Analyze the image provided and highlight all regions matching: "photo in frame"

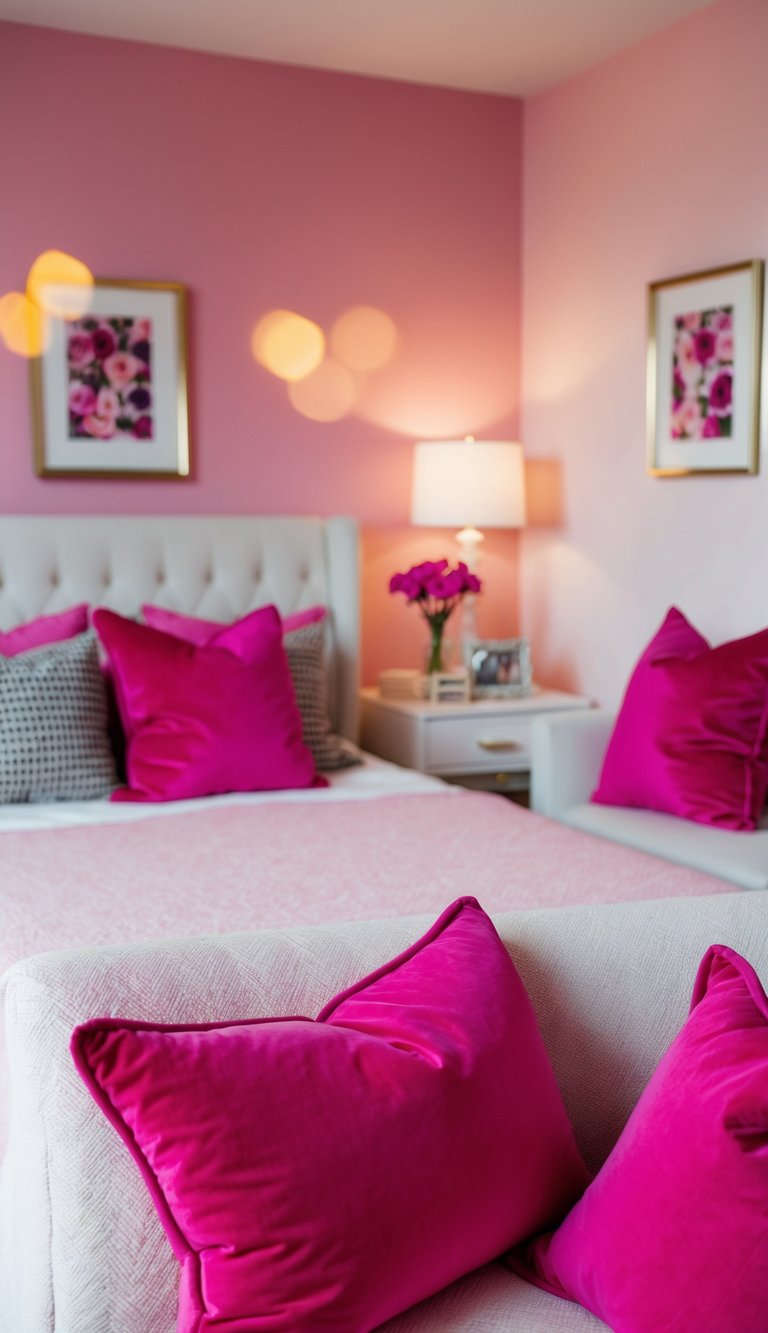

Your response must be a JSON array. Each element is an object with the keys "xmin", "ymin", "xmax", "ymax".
[
  {"xmin": 647, "ymin": 259, "xmax": 763, "ymax": 476},
  {"xmin": 465, "ymin": 638, "xmax": 532, "ymax": 698},
  {"xmin": 31, "ymin": 279, "xmax": 190, "ymax": 479}
]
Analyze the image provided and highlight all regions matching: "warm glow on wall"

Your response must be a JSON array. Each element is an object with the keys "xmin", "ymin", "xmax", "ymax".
[
  {"xmin": 251, "ymin": 310, "xmax": 325, "ymax": 382},
  {"xmin": 0, "ymin": 292, "xmax": 48, "ymax": 357},
  {"xmin": 26, "ymin": 249, "xmax": 94, "ymax": 320},
  {"xmin": 331, "ymin": 305, "xmax": 398, "ymax": 372},
  {"xmin": 288, "ymin": 358, "xmax": 358, "ymax": 422}
]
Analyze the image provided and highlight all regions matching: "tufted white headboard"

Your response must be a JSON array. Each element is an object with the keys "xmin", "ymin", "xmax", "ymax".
[{"xmin": 0, "ymin": 515, "xmax": 360, "ymax": 741}]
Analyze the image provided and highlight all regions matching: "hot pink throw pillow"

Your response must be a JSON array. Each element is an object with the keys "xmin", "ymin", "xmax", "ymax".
[
  {"xmin": 508, "ymin": 944, "xmax": 768, "ymax": 1333},
  {"xmin": 92, "ymin": 606, "xmax": 319, "ymax": 802},
  {"xmin": 0, "ymin": 603, "xmax": 89, "ymax": 656},
  {"xmin": 593, "ymin": 608, "xmax": 768, "ymax": 828},
  {"xmin": 142, "ymin": 602, "xmax": 326, "ymax": 644},
  {"xmin": 71, "ymin": 897, "xmax": 589, "ymax": 1333}
]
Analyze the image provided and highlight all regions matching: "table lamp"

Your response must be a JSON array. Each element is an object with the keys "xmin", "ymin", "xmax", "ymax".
[
  {"xmin": 410, "ymin": 437, "xmax": 526, "ymax": 647},
  {"xmin": 410, "ymin": 437, "xmax": 526, "ymax": 569}
]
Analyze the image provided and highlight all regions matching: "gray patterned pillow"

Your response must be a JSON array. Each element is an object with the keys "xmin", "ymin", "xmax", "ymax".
[
  {"xmin": 0, "ymin": 631, "xmax": 117, "ymax": 802},
  {"xmin": 284, "ymin": 620, "xmax": 361, "ymax": 771}
]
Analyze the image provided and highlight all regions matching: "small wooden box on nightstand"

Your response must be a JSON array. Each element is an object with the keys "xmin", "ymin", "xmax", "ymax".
[{"xmin": 359, "ymin": 686, "xmax": 592, "ymax": 797}]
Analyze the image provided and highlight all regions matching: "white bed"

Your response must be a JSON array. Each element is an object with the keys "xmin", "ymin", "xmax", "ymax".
[{"xmin": 0, "ymin": 512, "xmax": 735, "ymax": 954}]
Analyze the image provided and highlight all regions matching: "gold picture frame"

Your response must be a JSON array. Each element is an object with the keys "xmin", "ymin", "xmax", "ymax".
[
  {"xmin": 647, "ymin": 259, "xmax": 763, "ymax": 477},
  {"xmin": 31, "ymin": 278, "xmax": 190, "ymax": 479}
]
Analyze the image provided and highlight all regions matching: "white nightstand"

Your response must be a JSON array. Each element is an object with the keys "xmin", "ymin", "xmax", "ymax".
[{"xmin": 359, "ymin": 686, "xmax": 592, "ymax": 798}]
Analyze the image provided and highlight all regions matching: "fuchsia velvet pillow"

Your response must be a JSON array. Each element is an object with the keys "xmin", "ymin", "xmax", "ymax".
[
  {"xmin": 92, "ymin": 605, "xmax": 319, "ymax": 802},
  {"xmin": 0, "ymin": 603, "xmax": 89, "ymax": 656},
  {"xmin": 71, "ymin": 897, "xmax": 589, "ymax": 1333},
  {"xmin": 593, "ymin": 607, "xmax": 768, "ymax": 829},
  {"xmin": 508, "ymin": 943, "xmax": 768, "ymax": 1333},
  {"xmin": 142, "ymin": 601, "xmax": 326, "ymax": 644},
  {"xmin": 141, "ymin": 601, "xmax": 358, "ymax": 772}
]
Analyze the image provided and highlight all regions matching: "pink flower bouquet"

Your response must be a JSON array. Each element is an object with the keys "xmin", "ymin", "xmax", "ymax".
[{"xmin": 389, "ymin": 559, "xmax": 481, "ymax": 672}]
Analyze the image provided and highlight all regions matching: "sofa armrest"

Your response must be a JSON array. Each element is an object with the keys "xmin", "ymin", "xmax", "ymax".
[
  {"xmin": 530, "ymin": 709, "xmax": 615, "ymax": 818},
  {"xmin": 0, "ymin": 917, "xmax": 432, "ymax": 1333}
]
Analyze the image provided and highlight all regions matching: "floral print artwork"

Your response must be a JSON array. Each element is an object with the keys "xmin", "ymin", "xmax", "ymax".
[
  {"xmin": 671, "ymin": 305, "xmax": 733, "ymax": 440},
  {"xmin": 67, "ymin": 316, "xmax": 153, "ymax": 440}
]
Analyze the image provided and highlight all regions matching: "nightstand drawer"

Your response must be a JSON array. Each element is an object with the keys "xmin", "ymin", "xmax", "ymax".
[{"xmin": 426, "ymin": 715, "xmax": 532, "ymax": 772}]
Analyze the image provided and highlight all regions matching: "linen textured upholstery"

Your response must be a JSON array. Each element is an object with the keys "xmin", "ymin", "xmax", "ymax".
[
  {"xmin": 0, "ymin": 515, "xmax": 359, "ymax": 743},
  {"xmin": 531, "ymin": 710, "xmax": 768, "ymax": 889},
  {"xmin": 1, "ymin": 890, "xmax": 765, "ymax": 1332}
]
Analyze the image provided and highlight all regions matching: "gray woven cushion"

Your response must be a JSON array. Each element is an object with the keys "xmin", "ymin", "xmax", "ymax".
[
  {"xmin": 0, "ymin": 632, "xmax": 117, "ymax": 802},
  {"xmin": 284, "ymin": 620, "xmax": 360, "ymax": 770}
]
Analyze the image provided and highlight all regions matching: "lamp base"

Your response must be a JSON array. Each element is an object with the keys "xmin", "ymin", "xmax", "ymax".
[
  {"xmin": 455, "ymin": 527, "xmax": 483, "ymax": 649},
  {"xmin": 455, "ymin": 527, "xmax": 484, "ymax": 570}
]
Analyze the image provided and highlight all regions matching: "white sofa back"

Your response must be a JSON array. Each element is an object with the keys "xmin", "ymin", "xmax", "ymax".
[{"xmin": 2, "ymin": 890, "xmax": 766, "ymax": 1332}]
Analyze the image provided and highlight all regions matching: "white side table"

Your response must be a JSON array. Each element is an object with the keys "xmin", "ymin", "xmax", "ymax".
[{"xmin": 359, "ymin": 686, "xmax": 592, "ymax": 797}]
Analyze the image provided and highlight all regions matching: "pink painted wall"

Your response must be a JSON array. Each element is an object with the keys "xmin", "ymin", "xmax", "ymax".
[
  {"xmin": 520, "ymin": 0, "xmax": 768, "ymax": 708},
  {"xmin": 0, "ymin": 23, "xmax": 523, "ymax": 682}
]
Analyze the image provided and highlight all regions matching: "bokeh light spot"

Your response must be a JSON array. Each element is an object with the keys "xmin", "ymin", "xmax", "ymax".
[
  {"xmin": 251, "ymin": 310, "xmax": 325, "ymax": 382},
  {"xmin": 26, "ymin": 250, "xmax": 94, "ymax": 320},
  {"xmin": 0, "ymin": 292, "xmax": 48, "ymax": 357},
  {"xmin": 331, "ymin": 305, "xmax": 398, "ymax": 372},
  {"xmin": 288, "ymin": 358, "xmax": 358, "ymax": 422}
]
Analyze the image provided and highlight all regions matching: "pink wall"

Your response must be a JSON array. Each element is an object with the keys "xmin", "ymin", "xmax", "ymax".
[
  {"xmin": 522, "ymin": 0, "xmax": 768, "ymax": 709},
  {"xmin": 0, "ymin": 23, "xmax": 523, "ymax": 682},
  {"xmin": 520, "ymin": 0, "xmax": 768, "ymax": 707}
]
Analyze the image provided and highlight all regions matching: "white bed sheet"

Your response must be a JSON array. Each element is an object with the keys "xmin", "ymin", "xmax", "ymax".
[{"xmin": 0, "ymin": 752, "xmax": 454, "ymax": 832}]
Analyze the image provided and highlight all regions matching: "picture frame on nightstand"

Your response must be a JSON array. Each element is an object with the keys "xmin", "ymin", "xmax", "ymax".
[{"xmin": 465, "ymin": 638, "xmax": 532, "ymax": 698}]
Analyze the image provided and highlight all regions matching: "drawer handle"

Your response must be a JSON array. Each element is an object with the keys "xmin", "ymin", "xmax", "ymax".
[{"xmin": 476, "ymin": 738, "xmax": 521, "ymax": 752}]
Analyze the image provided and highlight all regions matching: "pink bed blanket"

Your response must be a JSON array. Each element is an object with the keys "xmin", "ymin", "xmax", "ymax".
[{"xmin": 0, "ymin": 790, "xmax": 733, "ymax": 978}]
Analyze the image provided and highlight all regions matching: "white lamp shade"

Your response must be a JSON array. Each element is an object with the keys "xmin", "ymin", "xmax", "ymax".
[{"xmin": 410, "ymin": 440, "xmax": 526, "ymax": 529}]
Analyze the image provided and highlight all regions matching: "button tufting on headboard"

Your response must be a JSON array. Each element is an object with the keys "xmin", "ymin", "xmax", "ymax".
[{"xmin": 0, "ymin": 515, "xmax": 360, "ymax": 741}]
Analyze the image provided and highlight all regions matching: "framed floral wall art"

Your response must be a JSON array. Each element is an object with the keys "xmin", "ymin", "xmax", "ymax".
[
  {"xmin": 647, "ymin": 259, "xmax": 763, "ymax": 476},
  {"xmin": 31, "ymin": 279, "xmax": 190, "ymax": 478}
]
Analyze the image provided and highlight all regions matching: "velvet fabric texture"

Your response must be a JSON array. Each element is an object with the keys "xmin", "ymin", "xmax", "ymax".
[
  {"xmin": 71, "ymin": 897, "xmax": 589, "ymax": 1333},
  {"xmin": 93, "ymin": 606, "xmax": 319, "ymax": 802},
  {"xmin": 0, "ymin": 604, "xmax": 89, "ymax": 656},
  {"xmin": 592, "ymin": 607, "xmax": 768, "ymax": 829},
  {"xmin": 141, "ymin": 603, "xmax": 359, "ymax": 771},
  {"xmin": 142, "ymin": 602, "xmax": 326, "ymax": 642},
  {"xmin": 508, "ymin": 943, "xmax": 768, "ymax": 1332}
]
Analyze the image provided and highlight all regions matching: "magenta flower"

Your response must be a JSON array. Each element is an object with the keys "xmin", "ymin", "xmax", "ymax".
[
  {"xmin": 389, "ymin": 558, "xmax": 483, "ymax": 670},
  {"xmin": 92, "ymin": 326, "xmax": 117, "ymax": 360},
  {"xmin": 132, "ymin": 415, "xmax": 153, "ymax": 439},
  {"xmin": 702, "ymin": 415, "xmax": 722, "ymax": 438},
  {"xmin": 709, "ymin": 371, "xmax": 732, "ymax": 416},
  {"xmin": 694, "ymin": 329, "xmax": 716, "ymax": 365}
]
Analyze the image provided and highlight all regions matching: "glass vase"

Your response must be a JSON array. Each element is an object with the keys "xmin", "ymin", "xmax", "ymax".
[{"xmin": 425, "ymin": 619, "xmax": 447, "ymax": 674}]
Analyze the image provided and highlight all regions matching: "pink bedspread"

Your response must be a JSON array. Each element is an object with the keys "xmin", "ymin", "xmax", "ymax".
[{"xmin": 0, "ymin": 790, "xmax": 733, "ymax": 978}]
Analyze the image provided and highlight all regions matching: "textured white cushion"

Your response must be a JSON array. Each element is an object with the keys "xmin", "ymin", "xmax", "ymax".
[
  {"xmin": 531, "ymin": 709, "xmax": 768, "ymax": 890},
  {"xmin": 2, "ymin": 890, "xmax": 766, "ymax": 1332},
  {"xmin": 565, "ymin": 802, "xmax": 768, "ymax": 891},
  {"xmin": 380, "ymin": 1261, "xmax": 607, "ymax": 1330}
]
